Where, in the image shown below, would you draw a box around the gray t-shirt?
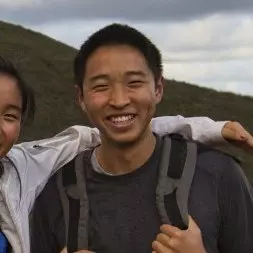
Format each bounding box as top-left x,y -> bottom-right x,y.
31,139 -> 253,253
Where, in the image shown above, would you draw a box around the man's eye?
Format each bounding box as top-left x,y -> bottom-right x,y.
128,80 -> 144,86
93,84 -> 109,91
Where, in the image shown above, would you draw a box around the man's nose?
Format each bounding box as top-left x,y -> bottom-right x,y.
109,86 -> 130,108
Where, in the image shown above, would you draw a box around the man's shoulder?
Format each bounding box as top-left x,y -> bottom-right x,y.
35,170 -> 60,206
196,141 -> 239,164
41,148 -> 93,198
168,134 -> 240,179
169,133 -> 239,165
41,156 -> 77,195
193,140 -> 241,179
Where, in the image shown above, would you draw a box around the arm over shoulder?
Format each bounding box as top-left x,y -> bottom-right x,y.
8,125 -> 100,209
151,115 -> 227,144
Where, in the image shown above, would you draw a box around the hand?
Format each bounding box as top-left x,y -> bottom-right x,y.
152,216 -> 206,253
222,121 -> 253,154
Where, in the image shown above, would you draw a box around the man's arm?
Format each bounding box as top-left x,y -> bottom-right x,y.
218,158 -> 253,253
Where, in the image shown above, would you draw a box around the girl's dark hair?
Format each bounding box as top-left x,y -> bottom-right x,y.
0,56 -> 35,124
0,56 -> 35,198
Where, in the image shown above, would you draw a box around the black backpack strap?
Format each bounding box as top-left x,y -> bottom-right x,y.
156,134 -> 197,230
56,168 -> 70,247
56,149 -> 93,252
75,152 -> 90,249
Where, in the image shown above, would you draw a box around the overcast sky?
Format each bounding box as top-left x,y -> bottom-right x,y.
1,0 -> 253,96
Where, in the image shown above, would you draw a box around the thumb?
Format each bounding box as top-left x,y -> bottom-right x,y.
246,134 -> 253,148
188,215 -> 199,230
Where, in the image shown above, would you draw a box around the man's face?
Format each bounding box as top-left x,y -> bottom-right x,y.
77,44 -> 163,146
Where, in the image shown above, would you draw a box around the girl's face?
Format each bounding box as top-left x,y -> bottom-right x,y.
0,74 -> 22,158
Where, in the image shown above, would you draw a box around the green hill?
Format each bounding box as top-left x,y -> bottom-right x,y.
0,21 -> 253,182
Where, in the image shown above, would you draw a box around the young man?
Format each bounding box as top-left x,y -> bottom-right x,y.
30,24 -> 253,253
1,58 -> 252,253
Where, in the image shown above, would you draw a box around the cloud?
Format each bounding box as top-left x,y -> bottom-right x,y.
25,12 -> 253,96
0,0 -> 43,8
1,0 -> 252,96
163,59 -> 253,94
1,0 -> 253,25
137,14 -> 253,61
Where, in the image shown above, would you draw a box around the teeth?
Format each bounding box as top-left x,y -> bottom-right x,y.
110,114 -> 134,123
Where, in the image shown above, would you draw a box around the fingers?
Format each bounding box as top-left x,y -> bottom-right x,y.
153,216 -> 205,253
222,121 -> 253,154
152,240 -> 174,253
156,233 -> 172,248
153,225 -> 181,252
160,224 -> 181,238
222,121 -> 246,141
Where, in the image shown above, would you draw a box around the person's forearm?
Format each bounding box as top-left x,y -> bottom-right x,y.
151,115 -> 227,144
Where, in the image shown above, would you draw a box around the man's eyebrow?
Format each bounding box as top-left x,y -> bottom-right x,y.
89,74 -> 109,83
125,71 -> 146,77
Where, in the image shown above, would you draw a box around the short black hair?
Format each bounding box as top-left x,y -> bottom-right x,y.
74,23 -> 163,88
0,56 -> 35,124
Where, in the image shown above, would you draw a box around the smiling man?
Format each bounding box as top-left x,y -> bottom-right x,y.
30,24 -> 253,253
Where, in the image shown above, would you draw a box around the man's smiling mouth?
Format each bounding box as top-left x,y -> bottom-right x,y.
107,114 -> 136,123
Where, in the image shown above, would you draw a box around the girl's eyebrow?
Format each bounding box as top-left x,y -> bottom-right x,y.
5,104 -> 22,112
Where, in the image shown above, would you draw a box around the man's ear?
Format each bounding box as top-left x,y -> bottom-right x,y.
155,76 -> 164,104
74,84 -> 86,112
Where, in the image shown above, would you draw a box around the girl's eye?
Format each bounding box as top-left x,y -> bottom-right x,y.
4,114 -> 19,121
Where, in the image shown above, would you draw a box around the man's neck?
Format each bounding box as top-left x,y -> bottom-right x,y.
96,129 -> 156,175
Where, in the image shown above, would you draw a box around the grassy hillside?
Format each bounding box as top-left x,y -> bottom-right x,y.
0,21 -> 253,182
